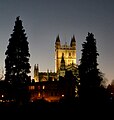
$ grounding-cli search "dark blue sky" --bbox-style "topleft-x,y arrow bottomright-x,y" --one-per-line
0,0 -> 114,84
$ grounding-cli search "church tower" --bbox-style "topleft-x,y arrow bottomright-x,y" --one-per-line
34,64 -> 39,82
55,35 -> 76,73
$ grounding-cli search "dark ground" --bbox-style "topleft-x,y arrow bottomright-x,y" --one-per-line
0,99 -> 113,119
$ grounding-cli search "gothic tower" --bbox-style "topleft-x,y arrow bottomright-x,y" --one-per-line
55,35 -> 76,73
34,64 -> 39,82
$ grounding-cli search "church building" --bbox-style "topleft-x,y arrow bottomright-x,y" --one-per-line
28,35 -> 79,102
33,35 -> 78,82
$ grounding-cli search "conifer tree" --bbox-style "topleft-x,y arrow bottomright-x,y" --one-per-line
79,32 -> 103,101
5,16 -> 31,85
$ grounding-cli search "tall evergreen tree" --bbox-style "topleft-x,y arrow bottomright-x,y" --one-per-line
5,16 -> 31,85
79,32 -> 103,102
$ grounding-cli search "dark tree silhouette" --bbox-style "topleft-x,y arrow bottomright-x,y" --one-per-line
64,70 -> 76,99
5,16 -> 31,85
79,32 -> 103,103
4,16 -> 31,104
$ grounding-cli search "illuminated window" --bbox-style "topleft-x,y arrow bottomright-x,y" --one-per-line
62,94 -> 64,97
42,85 -> 45,89
69,52 -> 71,56
29,86 -> 35,90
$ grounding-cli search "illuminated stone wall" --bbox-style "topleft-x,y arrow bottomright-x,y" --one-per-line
55,36 -> 76,73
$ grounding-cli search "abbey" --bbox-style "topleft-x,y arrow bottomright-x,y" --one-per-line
29,35 -> 79,102
33,35 -> 78,82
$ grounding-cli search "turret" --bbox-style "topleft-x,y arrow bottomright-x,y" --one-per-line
55,35 -> 61,49
34,64 -> 39,82
70,35 -> 76,49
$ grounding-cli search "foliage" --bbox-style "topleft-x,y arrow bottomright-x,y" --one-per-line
78,32 -> 103,102
64,70 -> 76,99
5,16 -> 31,85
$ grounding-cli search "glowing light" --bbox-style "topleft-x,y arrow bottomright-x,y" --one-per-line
1,94 -> 4,98
42,85 -> 45,89
62,94 -> 64,97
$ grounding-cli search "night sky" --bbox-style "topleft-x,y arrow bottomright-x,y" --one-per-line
0,0 -> 114,84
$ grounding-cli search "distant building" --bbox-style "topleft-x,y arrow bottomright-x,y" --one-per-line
29,35 -> 79,102
34,35 -> 77,82
33,64 -> 57,82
